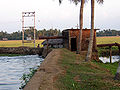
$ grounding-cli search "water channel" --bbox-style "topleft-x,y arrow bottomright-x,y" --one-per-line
0,55 -> 43,90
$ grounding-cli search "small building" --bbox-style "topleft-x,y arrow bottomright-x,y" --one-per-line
62,29 -> 98,51
40,28 -> 98,60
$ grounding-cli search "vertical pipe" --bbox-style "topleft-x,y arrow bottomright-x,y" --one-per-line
22,12 -> 24,46
109,46 -> 112,63
34,12 -> 35,47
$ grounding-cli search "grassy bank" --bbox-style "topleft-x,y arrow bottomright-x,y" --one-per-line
93,61 -> 118,75
56,49 -> 120,90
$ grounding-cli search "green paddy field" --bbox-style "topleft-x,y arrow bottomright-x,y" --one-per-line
0,40 -> 44,47
96,36 -> 120,44
0,36 -> 119,47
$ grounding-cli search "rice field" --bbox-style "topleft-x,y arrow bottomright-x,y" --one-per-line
0,36 -> 119,47
0,40 -> 44,47
96,36 -> 120,44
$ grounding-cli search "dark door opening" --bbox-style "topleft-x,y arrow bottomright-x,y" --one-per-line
71,38 -> 77,51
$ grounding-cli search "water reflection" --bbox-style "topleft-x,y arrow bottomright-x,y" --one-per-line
99,56 -> 120,63
0,55 -> 43,90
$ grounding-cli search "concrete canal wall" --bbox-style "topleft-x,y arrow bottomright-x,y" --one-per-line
0,47 -> 43,55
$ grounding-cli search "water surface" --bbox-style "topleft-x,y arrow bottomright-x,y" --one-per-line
99,56 -> 120,63
0,55 -> 43,90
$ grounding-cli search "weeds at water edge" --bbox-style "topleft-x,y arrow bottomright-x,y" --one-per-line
19,67 -> 38,89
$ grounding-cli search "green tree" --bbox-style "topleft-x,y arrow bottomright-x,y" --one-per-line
85,0 -> 103,61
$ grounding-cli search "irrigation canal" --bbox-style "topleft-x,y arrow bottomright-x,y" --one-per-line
0,53 -> 119,90
0,55 -> 44,90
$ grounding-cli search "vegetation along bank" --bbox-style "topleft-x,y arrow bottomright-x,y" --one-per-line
24,48 -> 120,90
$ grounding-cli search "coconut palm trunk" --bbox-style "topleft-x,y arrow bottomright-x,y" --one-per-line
85,0 -> 95,61
77,0 -> 84,53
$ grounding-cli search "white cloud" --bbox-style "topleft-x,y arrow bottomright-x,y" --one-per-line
0,0 -> 120,32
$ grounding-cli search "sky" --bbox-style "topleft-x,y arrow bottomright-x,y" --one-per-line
0,0 -> 119,33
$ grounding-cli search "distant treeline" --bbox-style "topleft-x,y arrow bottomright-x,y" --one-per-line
0,29 -> 62,40
96,29 -> 120,37
1,29 -> 119,40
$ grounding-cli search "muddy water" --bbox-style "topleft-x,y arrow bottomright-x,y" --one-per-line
99,56 -> 120,63
0,55 -> 43,90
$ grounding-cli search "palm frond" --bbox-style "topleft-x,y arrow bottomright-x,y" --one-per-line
96,0 -> 104,4
69,0 -> 88,5
59,0 -> 103,4
59,0 -> 62,4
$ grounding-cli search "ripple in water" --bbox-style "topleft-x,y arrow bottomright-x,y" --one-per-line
0,55 -> 43,90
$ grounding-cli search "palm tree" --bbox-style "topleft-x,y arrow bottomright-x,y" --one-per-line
85,0 -> 103,61
59,0 -> 85,53
77,0 -> 85,53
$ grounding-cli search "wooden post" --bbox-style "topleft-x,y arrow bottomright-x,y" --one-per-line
118,46 -> 120,59
69,31 -> 71,50
109,46 -> 112,63
118,46 -> 120,54
47,39 -> 48,54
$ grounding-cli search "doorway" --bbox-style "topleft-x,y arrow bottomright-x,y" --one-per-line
71,38 -> 77,51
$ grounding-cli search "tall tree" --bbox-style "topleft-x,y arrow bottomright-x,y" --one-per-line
85,0 -> 103,61
59,0 -> 85,53
77,0 -> 85,53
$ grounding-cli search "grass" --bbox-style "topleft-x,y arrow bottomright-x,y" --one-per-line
56,49 -> 120,90
92,61 -> 119,75
0,40 -> 44,47
96,36 -> 120,44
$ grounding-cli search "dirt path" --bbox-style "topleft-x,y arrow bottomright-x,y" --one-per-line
24,49 -> 62,90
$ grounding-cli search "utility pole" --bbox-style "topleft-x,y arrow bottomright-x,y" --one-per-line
22,12 -> 36,47
22,12 -> 24,46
